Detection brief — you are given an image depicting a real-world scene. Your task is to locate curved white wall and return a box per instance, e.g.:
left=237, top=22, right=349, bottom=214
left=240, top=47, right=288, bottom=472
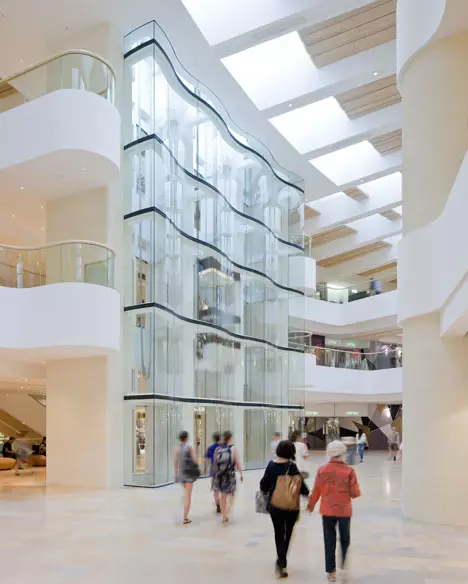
left=290, top=365, right=402, bottom=405
left=397, top=0, right=468, bottom=81
left=290, top=291, right=398, bottom=336
left=397, top=0, right=446, bottom=77
left=0, top=283, right=120, bottom=358
left=0, top=89, right=120, bottom=199
left=399, top=151, right=468, bottom=333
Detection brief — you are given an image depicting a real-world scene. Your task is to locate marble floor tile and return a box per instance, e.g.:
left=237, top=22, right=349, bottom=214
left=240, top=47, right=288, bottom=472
left=0, top=453, right=467, bottom=583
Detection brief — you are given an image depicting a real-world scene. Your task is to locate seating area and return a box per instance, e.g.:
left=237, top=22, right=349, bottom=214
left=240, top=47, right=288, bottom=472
left=0, top=457, right=15, bottom=471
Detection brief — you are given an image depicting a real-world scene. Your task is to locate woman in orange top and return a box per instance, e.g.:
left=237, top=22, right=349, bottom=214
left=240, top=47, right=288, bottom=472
left=308, top=440, right=361, bottom=582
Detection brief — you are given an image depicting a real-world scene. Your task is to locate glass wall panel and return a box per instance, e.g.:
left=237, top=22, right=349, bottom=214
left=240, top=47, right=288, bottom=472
left=123, top=22, right=305, bottom=487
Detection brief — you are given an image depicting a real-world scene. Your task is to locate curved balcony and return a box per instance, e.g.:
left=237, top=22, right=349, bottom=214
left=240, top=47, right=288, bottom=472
left=290, top=290, right=398, bottom=337
left=289, top=346, right=402, bottom=405
left=0, top=241, right=120, bottom=360
left=0, top=241, right=114, bottom=288
left=0, top=241, right=119, bottom=359
left=0, top=51, right=120, bottom=199
left=123, top=21, right=304, bottom=248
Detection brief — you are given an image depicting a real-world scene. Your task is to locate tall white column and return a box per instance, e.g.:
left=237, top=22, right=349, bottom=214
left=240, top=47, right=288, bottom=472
left=400, top=31, right=468, bottom=525
left=47, top=357, right=122, bottom=488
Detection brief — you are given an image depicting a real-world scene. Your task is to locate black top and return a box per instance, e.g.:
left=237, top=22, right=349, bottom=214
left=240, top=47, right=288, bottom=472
left=2, top=441, right=13, bottom=456
left=260, top=460, right=310, bottom=497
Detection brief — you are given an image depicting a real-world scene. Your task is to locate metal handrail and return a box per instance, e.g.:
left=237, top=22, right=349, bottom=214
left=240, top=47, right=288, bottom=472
left=305, top=345, right=402, bottom=356
left=0, top=49, right=115, bottom=88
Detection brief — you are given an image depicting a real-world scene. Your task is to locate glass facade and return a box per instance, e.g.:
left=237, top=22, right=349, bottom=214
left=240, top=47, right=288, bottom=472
left=123, top=22, right=305, bottom=487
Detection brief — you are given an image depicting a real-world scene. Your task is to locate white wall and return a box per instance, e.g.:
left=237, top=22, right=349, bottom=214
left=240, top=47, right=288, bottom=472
left=307, top=366, right=402, bottom=398
left=0, top=89, right=120, bottom=200
left=399, top=151, right=468, bottom=333
left=47, top=356, right=122, bottom=488
left=0, top=283, right=120, bottom=357
left=0, top=393, right=46, bottom=435
left=290, top=290, right=398, bottom=336
left=289, top=255, right=316, bottom=292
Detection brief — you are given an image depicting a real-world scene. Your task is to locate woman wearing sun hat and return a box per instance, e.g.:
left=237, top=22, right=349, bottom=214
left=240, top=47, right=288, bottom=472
left=308, top=441, right=361, bottom=582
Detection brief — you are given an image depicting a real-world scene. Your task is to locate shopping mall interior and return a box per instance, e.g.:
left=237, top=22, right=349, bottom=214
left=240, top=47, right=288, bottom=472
left=0, top=0, right=467, bottom=582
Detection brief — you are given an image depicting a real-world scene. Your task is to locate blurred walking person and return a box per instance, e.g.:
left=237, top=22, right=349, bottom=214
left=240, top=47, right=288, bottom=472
left=205, top=432, right=221, bottom=513
left=290, top=430, right=310, bottom=479
left=308, top=441, right=361, bottom=582
left=388, top=426, right=400, bottom=461
left=174, top=431, right=200, bottom=525
left=212, top=431, right=243, bottom=524
left=356, top=431, right=368, bottom=463
left=270, top=431, right=281, bottom=459
left=260, top=440, right=310, bottom=578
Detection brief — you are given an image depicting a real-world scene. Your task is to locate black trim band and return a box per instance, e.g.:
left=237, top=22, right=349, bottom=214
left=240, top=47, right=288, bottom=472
left=124, top=36, right=304, bottom=196
left=124, top=133, right=304, bottom=252
left=124, top=393, right=304, bottom=410
left=125, top=205, right=304, bottom=297
left=124, top=301, right=304, bottom=354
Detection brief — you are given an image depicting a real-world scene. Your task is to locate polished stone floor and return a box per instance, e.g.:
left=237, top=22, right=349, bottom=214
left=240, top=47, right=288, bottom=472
left=1, top=453, right=467, bottom=583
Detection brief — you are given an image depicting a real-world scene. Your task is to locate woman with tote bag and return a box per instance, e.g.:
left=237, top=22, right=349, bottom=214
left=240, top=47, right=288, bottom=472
left=259, top=440, right=309, bottom=579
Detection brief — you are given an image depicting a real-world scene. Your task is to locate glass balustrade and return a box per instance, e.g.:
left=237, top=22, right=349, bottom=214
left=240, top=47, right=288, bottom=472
left=303, top=346, right=403, bottom=370
left=0, top=242, right=115, bottom=289
left=0, top=50, right=115, bottom=113
left=313, top=279, right=398, bottom=303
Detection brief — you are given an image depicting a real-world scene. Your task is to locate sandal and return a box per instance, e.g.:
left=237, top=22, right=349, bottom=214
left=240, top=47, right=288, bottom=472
left=183, top=518, right=192, bottom=525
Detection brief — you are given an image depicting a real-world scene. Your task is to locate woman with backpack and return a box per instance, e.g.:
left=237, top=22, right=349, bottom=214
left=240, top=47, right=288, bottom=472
left=212, top=430, right=243, bottom=524
left=174, top=430, right=200, bottom=525
left=259, top=440, right=310, bottom=579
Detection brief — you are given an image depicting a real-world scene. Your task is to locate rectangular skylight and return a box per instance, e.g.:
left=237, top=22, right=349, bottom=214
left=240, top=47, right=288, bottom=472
left=309, top=141, right=383, bottom=185
left=222, top=32, right=316, bottom=110
left=360, top=172, right=402, bottom=197
left=269, top=97, right=348, bottom=154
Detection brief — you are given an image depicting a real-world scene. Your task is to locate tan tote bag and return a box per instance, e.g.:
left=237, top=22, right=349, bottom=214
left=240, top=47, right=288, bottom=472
left=270, top=463, right=302, bottom=511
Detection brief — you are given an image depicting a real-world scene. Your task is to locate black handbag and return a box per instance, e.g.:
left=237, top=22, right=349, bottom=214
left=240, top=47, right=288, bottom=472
left=184, top=452, right=201, bottom=479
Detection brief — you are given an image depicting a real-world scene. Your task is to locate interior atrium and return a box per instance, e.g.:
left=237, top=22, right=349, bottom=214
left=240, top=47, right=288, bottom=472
left=0, top=1, right=467, bottom=582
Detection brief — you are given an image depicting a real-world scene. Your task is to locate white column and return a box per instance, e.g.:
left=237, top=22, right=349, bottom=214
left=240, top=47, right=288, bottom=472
left=400, top=31, right=468, bottom=525
left=47, top=357, right=122, bottom=488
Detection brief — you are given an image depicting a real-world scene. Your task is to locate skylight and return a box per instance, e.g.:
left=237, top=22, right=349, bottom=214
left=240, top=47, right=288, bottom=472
left=269, top=97, right=348, bottom=154
left=221, top=32, right=316, bottom=110
left=359, top=172, right=402, bottom=197
left=309, top=141, right=383, bottom=185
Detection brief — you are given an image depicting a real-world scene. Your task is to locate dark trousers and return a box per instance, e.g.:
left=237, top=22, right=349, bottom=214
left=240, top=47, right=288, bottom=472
left=269, top=507, right=299, bottom=569
left=322, top=516, right=351, bottom=574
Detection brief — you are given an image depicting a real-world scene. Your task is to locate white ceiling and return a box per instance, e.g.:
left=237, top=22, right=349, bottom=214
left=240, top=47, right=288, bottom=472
left=0, top=0, right=402, bottom=307
left=179, top=0, right=403, bottom=284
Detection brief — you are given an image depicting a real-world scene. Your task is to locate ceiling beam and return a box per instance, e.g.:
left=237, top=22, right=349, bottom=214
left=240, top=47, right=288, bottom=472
left=311, top=215, right=402, bottom=262
left=316, top=244, right=398, bottom=280
left=211, top=0, right=380, bottom=57
left=304, top=173, right=402, bottom=234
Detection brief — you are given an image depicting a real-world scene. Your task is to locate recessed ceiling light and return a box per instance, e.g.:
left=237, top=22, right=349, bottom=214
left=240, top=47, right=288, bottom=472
left=20, top=186, right=25, bottom=190
left=20, top=386, right=23, bottom=389
left=373, top=71, right=379, bottom=77
left=40, top=205, right=44, bottom=210
left=40, top=227, right=44, bottom=231
left=81, top=167, right=87, bottom=171
left=11, top=214, right=15, bottom=218
left=288, top=103, right=293, bottom=108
